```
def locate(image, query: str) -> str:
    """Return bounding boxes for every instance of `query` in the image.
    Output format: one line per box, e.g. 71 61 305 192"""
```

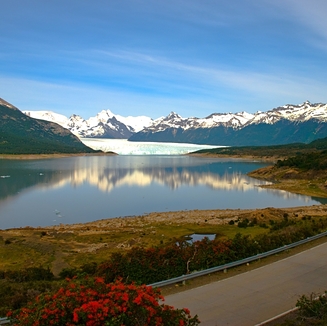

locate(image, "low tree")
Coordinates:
7 277 200 326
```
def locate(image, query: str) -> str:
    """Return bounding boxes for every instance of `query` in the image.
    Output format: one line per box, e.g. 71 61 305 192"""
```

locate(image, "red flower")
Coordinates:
7 277 200 326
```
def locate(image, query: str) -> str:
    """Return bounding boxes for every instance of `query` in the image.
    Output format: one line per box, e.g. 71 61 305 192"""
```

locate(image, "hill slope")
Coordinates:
0 99 97 154
191 136 327 159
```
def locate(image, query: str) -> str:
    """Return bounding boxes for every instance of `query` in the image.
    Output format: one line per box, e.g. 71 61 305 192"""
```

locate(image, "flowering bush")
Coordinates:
7 277 200 326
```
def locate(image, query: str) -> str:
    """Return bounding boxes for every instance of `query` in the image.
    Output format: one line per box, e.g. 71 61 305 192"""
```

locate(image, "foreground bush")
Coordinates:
296 291 327 322
0 267 54 282
280 291 327 325
7 277 200 326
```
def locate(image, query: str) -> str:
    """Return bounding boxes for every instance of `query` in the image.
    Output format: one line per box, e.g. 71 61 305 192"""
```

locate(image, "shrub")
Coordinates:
7 277 200 326
3 267 54 282
0 279 62 317
280 292 327 325
296 292 327 321
237 219 249 228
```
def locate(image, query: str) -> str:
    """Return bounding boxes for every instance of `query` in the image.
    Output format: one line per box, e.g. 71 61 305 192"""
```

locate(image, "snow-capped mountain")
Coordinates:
129 101 327 146
24 109 153 139
23 101 327 146
143 111 255 132
136 101 327 133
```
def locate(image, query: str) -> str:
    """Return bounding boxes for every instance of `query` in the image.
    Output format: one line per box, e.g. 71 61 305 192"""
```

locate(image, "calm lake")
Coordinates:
0 155 323 229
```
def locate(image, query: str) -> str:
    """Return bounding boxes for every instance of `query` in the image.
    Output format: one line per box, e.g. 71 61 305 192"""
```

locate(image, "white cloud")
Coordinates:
264 0 327 47
1 50 326 119
75 48 327 101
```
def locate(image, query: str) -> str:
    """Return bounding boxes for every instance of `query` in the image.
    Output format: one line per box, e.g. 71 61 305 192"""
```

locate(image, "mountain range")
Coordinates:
24 109 153 139
0 98 97 154
24 101 327 146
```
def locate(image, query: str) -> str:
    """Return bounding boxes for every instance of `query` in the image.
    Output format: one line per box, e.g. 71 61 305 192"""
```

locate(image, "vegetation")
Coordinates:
279 292 327 325
91 216 327 285
0 222 266 273
276 150 327 171
1 214 327 317
193 136 327 159
7 277 200 325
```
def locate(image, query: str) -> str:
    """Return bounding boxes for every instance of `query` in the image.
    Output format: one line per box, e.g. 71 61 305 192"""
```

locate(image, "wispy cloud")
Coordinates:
1 0 327 117
1 49 325 118
72 48 327 99
264 0 327 48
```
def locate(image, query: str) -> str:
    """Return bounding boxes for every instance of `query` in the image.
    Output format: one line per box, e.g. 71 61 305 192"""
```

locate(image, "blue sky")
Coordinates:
1 0 327 119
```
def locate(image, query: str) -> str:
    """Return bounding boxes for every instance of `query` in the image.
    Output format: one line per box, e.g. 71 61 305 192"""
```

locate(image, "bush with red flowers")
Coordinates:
7 277 200 326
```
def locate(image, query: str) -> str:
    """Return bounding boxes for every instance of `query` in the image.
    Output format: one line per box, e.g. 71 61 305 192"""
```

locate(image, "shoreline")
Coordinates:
0 152 117 160
188 152 282 162
7 204 327 232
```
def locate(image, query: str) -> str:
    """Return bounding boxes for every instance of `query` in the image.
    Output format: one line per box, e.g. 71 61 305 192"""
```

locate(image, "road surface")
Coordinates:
164 242 327 325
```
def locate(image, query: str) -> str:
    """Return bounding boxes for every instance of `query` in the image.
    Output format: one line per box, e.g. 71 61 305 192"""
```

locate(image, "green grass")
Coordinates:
0 222 270 272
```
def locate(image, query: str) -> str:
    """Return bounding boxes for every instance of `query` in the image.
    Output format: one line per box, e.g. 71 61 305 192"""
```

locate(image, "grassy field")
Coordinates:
0 220 269 275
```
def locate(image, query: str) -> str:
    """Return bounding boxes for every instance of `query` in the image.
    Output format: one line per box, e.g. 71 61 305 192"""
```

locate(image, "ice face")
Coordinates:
81 139 220 155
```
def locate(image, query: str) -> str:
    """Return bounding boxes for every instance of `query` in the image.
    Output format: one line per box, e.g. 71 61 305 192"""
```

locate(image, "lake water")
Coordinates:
0 154 323 229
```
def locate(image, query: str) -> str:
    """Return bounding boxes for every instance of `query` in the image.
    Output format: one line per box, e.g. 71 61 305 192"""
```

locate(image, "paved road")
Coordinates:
164 242 327 326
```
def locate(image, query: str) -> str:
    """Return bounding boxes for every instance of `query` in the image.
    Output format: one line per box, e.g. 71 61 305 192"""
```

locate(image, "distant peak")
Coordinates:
166 112 182 119
97 109 114 117
70 114 83 119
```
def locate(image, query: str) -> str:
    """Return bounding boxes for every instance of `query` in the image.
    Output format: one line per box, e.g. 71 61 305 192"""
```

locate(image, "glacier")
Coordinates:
81 138 220 155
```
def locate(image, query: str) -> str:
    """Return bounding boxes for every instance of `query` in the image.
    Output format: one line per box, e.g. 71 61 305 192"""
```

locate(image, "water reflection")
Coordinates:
0 156 322 229
69 162 272 193
0 156 271 197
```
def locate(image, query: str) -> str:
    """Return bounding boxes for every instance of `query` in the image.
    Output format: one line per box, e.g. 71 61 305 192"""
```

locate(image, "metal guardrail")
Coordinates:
1 231 327 325
148 230 327 288
0 318 9 325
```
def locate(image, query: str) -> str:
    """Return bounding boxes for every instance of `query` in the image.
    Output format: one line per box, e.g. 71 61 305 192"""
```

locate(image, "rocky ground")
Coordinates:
41 204 327 232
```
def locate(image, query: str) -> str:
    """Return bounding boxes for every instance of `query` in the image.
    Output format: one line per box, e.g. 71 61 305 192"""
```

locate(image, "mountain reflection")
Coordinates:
0 156 315 204
57 157 273 192
69 167 270 192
